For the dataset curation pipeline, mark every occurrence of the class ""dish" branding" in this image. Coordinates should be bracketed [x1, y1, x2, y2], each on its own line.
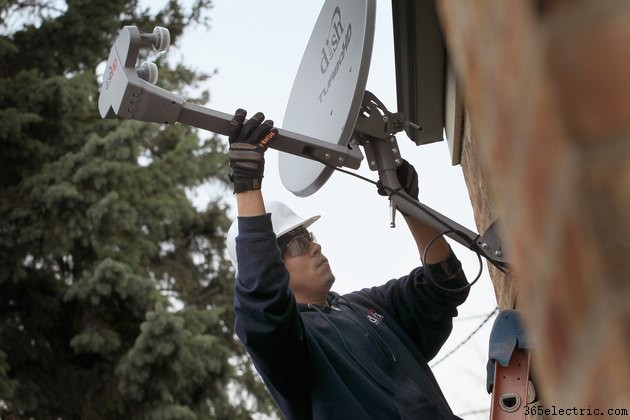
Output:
[318, 6, 352, 103]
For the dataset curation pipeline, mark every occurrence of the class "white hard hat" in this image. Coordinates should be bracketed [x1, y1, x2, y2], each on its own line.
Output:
[226, 201, 320, 272]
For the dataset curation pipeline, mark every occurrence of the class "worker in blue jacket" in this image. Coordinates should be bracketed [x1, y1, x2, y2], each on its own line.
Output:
[226, 109, 469, 419]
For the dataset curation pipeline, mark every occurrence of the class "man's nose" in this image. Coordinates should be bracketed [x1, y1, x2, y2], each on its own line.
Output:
[309, 241, 321, 255]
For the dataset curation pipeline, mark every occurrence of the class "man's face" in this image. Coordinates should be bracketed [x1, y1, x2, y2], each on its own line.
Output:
[280, 229, 335, 304]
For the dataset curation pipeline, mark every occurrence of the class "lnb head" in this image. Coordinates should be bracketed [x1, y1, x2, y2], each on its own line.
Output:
[99, 25, 183, 123]
[152, 26, 170, 51]
[140, 26, 170, 52]
[136, 61, 158, 84]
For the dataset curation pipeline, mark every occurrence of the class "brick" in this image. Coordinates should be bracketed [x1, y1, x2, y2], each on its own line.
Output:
[438, 0, 630, 414]
[541, 299, 572, 383]
[577, 143, 630, 288]
[545, 4, 630, 141]
[517, 75, 570, 232]
[573, 298, 630, 407]
[547, 214, 599, 329]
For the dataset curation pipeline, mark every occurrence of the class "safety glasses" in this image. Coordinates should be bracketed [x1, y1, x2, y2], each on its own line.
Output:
[278, 227, 317, 258]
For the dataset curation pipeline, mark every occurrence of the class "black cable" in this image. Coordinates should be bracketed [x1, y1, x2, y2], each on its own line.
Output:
[422, 228, 484, 293]
[317, 158, 503, 374]
[430, 306, 498, 369]
[315, 159, 485, 292]
[317, 160, 473, 242]
[317, 160, 478, 248]
[316, 156, 516, 277]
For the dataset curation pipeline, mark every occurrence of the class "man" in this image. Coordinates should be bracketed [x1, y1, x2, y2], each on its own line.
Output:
[227, 109, 469, 419]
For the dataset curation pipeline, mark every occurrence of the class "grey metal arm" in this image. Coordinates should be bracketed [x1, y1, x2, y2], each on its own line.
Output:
[355, 91, 508, 269]
[98, 26, 362, 169]
[364, 134, 507, 269]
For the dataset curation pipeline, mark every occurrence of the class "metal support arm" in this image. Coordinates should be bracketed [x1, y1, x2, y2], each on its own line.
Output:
[177, 103, 363, 169]
[354, 91, 508, 269]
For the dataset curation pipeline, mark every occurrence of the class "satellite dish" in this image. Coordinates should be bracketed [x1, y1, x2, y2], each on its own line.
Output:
[98, 18, 509, 270]
[279, 0, 376, 197]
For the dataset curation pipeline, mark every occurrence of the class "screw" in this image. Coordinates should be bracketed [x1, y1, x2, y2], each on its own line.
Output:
[481, 243, 488, 249]
[495, 250, 503, 257]
[324, 153, 331, 160]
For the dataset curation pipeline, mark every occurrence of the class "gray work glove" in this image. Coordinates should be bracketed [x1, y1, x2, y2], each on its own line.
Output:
[228, 109, 277, 194]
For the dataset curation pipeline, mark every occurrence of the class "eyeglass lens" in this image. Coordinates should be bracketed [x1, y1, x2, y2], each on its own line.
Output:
[284, 232, 316, 258]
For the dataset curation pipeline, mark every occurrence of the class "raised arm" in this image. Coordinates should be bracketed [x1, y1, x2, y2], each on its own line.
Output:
[227, 108, 276, 216]
[228, 109, 312, 411]
[402, 212, 451, 264]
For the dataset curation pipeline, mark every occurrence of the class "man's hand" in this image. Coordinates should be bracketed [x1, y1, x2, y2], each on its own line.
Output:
[378, 159, 450, 263]
[377, 159, 419, 200]
[228, 109, 278, 194]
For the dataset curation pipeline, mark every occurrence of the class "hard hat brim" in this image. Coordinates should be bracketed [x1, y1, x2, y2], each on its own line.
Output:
[275, 214, 321, 238]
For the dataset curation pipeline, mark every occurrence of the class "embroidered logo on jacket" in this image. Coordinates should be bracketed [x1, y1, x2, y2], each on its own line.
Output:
[367, 309, 384, 325]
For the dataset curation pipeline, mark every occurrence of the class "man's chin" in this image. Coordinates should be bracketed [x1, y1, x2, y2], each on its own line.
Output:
[327, 273, 336, 286]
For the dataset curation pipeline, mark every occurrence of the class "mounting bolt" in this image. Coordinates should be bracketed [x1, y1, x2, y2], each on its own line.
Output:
[394, 158, 402, 165]
[481, 243, 489, 249]
[370, 160, 376, 167]
[392, 148, 398, 154]
[324, 153, 331, 160]
[383, 116, 389, 123]
[495, 250, 503, 257]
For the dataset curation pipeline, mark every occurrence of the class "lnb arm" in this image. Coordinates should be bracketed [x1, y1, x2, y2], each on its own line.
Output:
[98, 26, 363, 170]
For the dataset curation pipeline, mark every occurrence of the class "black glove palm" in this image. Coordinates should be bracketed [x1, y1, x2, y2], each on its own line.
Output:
[377, 159, 419, 200]
[228, 109, 277, 193]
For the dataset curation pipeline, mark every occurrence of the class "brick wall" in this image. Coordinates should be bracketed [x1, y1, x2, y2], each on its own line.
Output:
[437, 0, 630, 416]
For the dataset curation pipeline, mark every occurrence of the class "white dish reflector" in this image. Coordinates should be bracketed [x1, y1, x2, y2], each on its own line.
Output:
[279, 0, 376, 197]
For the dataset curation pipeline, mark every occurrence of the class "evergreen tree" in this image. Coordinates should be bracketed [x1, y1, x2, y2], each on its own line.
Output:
[0, 1, 277, 418]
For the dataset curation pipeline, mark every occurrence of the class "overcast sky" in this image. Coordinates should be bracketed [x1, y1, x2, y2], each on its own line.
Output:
[140, 1, 500, 417]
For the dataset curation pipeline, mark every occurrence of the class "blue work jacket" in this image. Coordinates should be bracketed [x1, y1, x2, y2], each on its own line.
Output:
[234, 214, 469, 419]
